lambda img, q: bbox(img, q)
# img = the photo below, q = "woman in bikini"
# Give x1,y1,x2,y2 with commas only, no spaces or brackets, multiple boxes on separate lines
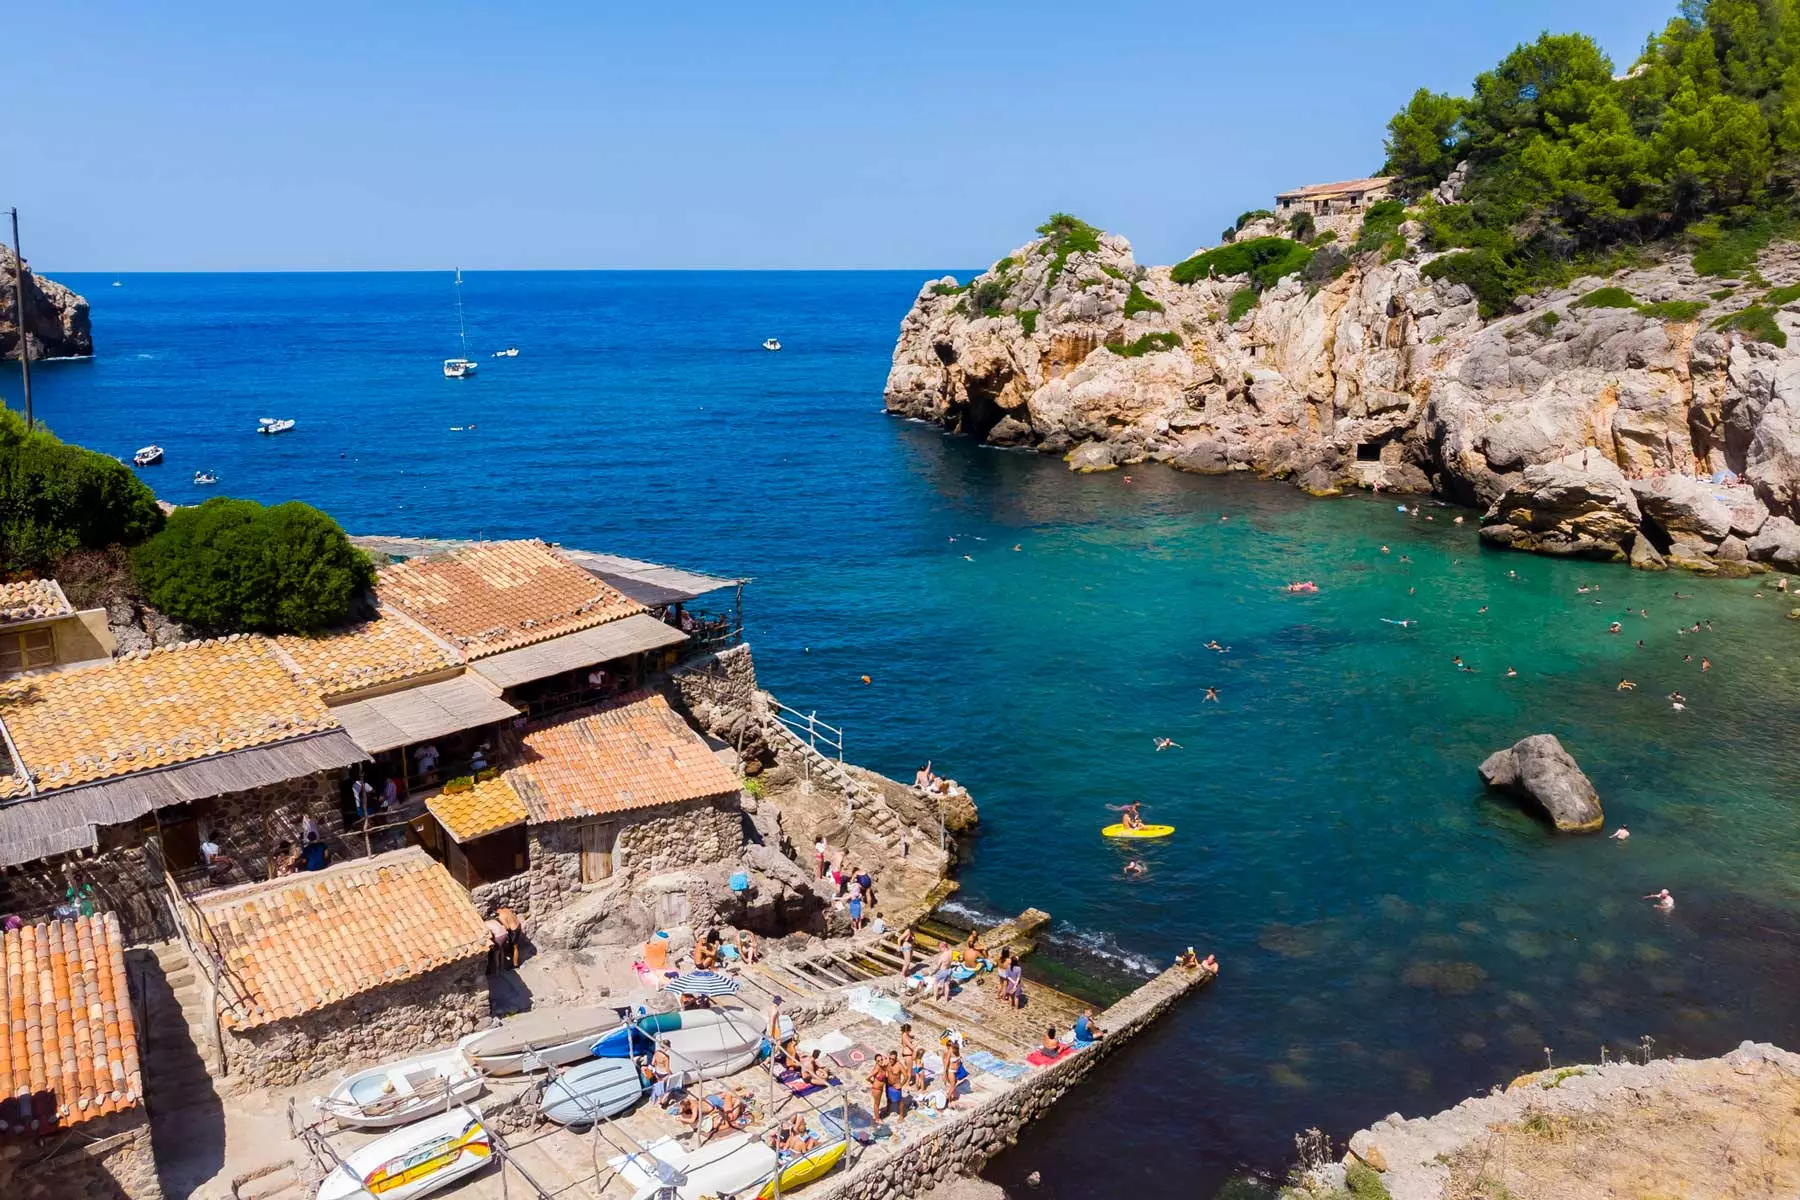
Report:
897,925,916,978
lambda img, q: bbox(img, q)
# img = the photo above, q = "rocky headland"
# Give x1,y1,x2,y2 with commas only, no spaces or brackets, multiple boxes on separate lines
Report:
1,244,93,361
884,210,1800,577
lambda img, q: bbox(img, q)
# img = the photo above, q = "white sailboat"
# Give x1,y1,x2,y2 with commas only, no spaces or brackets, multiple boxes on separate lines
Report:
444,269,479,379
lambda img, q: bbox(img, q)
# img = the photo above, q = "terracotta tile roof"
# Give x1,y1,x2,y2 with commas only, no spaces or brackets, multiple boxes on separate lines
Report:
506,692,741,824
1276,176,1394,200
0,636,338,800
0,914,142,1136
192,847,489,1030
277,607,464,700
376,540,645,659
426,774,528,843
0,580,73,626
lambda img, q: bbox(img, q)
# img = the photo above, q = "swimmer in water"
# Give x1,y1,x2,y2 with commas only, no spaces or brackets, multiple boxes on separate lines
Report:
1505,666,1518,678
1153,737,1181,752
1123,860,1145,877
1643,888,1675,911
1380,618,1415,627
1668,692,1685,703
1013,544,1022,552
1674,591,1690,600
1637,640,1645,649
1609,827,1629,840
1477,605,1488,614
1399,555,1411,563
1701,657,1712,670
1609,621,1622,634
1203,687,1220,703
1453,515,1465,524
1508,569,1519,579
1617,679,1636,691
1380,545,1390,554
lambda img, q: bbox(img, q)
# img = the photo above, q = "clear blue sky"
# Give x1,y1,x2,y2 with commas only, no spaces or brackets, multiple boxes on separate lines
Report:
16,0,1675,271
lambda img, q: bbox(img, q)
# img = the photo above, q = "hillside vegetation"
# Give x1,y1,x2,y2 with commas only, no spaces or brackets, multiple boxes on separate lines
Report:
1387,0,1800,312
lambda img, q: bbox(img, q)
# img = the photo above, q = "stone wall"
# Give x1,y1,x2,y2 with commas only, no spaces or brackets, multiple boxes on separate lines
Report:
812,963,1216,1200
0,1109,160,1200
468,798,746,923
219,957,488,1092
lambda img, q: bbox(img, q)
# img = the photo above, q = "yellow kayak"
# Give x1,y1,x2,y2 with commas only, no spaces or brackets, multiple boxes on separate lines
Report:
1101,823,1175,839
755,1139,848,1199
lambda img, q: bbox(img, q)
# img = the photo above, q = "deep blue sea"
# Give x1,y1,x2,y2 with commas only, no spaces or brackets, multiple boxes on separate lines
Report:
30,271,1800,1196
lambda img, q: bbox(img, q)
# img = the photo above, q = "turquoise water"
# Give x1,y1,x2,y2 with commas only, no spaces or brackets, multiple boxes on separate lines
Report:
30,272,1800,1195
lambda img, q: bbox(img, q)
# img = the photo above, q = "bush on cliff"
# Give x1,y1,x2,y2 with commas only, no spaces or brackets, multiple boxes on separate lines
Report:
1037,213,1103,281
132,497,374,633
0,411,164,576
1382,5,1800,299
1172,237,1315,291
1124,283,1164,317
1352,199,1408,260
1105,331,1182,357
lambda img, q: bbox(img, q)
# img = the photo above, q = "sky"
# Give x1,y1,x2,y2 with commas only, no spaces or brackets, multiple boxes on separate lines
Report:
13,0,1678,272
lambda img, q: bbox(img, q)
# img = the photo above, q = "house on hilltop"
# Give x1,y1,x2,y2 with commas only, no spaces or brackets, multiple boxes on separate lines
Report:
1274,176,1395,218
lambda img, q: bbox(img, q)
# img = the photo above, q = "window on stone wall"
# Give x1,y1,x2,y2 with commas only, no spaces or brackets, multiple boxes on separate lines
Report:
0,627,55,675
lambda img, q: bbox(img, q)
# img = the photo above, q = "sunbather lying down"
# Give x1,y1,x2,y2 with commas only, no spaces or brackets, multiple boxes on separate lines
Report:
765,1114,819,1155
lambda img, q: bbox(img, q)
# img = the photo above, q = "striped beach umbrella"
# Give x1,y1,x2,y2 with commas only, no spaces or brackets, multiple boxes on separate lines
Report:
662,970,742,998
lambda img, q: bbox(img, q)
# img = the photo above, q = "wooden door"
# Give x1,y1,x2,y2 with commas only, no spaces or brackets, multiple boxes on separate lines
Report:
579,821,616,883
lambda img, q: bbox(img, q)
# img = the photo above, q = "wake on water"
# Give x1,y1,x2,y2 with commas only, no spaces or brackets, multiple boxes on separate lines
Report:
936,898,1162,978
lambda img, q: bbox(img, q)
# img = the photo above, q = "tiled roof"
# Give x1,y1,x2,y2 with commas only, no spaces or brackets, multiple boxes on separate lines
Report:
193,847,489,1030
0,914,142,1136
427,774,528,843
376,540,645,659
506,692,741,824
0,636,339,800
1276,176,1394,199
277,607,464,700
0,580,73,626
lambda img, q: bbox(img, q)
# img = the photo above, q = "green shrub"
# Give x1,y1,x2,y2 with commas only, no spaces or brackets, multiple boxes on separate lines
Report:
1574,286,1638,309
1527,309,1562,336
1691,216,1787,279
1287,212,1316,242
1172,237,1314,290
1345,1160,1393,1200
132,496,375,632
1124,283,1164,317
1235,209,1274,231
1018,308,1038,336
929,281,968,297
1353,199,1409,256
1422,249,1516,318
1637,299,1706,320
1765,282,1800,306
970,276,1008,316
994,256,1015,273
0,411,164,576
1311,231,1338,247
1226,288,1259,322
1709,287,1739,299
1037,212,1103,280
1714,304,1788,347
1106,331,1182,357
1301,245,1352,291
743,776,767,798
1100,263,1125,279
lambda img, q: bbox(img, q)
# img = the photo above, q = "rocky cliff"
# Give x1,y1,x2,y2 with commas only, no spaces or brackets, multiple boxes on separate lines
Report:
1,245,93,361
885,216,1800,575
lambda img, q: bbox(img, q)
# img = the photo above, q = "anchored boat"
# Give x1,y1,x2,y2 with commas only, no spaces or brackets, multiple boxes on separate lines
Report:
316,1049,484,1129
132,445,163,466
315,1108,493,1200
457,1004,628,1075
762,337,782,351
443,269,478,379
257,417,296,435
537,1057,645,1127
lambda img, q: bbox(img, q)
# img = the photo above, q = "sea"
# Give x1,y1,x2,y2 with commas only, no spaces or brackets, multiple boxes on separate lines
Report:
30,271,1800,1196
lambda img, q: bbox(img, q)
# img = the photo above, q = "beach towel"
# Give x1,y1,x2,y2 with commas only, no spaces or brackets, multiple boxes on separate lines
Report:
982,1059,1031,1081
776,1068,838,1097
829,1042,880,1071
846,986,906,1025
1026,1045,1071,1066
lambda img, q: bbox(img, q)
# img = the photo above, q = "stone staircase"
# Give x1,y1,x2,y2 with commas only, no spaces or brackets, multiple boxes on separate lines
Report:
757,697,910,852
129,940,231,1198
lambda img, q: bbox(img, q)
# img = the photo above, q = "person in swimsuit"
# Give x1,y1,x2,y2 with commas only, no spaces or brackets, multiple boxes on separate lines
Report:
1039,1026,1064,1059
1644,888,1675,911
1609,826,1630,840
931,945,955,1000
899,1022,918,1062
941,1039,967,1108
898,926,916,978
882,1055,911,1117
802,1050,833,1087
1123,860,1146,877
1154,736,1181,751
868,1053,891,1117
1204,687,1220,702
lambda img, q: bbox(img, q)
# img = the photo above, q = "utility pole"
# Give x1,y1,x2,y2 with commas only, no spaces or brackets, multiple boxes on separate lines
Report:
6,208,32,430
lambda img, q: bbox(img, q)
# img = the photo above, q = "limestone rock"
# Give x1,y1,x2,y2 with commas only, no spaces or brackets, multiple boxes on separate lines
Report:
1748,514,1800,569
1479,452,1641,559
1628,533,1667,571
1,247,92,361
1171,438,1229,475
1630,475,1734,545
1479,734,1604,832
1065,441,1117,473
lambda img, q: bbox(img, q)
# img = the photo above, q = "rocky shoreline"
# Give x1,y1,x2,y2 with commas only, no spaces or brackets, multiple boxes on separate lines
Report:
1,245,92,361
884,212,1800,577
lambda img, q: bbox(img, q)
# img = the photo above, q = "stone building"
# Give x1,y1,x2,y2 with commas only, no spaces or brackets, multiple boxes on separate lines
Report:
177,846,490,1091
420,691,746,920
0,636,369,940
0,913,160,1200
1274,175,1395,218
0,578,114,680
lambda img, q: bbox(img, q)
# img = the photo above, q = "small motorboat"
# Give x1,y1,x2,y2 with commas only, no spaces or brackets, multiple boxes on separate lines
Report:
762,338,782,351
316,1108,493,1200
492,347,518,357
611,1133,779,1200
457,1005,627,1075
192,471,218,486
316,1049,483,1129
257,417,296,435
592,1007,760,1082
538,1057,645,1127
132,445,163,467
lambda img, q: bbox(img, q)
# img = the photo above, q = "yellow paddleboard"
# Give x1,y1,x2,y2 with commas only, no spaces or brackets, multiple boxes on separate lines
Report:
1101,823,1175,839
756,1140,848,1199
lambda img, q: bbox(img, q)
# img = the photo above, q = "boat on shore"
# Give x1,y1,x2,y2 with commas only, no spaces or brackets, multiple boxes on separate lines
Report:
537,1057,645,1127
754,1138,848,1199
316,1049,483,1128
257,417,295,435
315,1108,493,1200
457,1004,627,1075
592,1006,761,1081
132,445,163,466
611,1132,779,1200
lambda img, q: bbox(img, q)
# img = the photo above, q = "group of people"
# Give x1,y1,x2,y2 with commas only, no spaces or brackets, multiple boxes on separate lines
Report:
691,926,757,973
866,1023,971,1117
815,838,881,932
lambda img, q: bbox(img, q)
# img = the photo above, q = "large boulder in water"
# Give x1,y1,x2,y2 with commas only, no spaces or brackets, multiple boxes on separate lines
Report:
1479,452,1641,560
1479,734,1604,833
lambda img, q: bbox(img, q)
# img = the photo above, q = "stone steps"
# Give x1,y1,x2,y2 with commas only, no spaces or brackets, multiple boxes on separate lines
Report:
232,1158,304,1200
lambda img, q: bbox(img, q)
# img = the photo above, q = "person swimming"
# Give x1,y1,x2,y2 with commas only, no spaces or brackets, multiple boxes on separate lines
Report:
1123,860,1145,877
1203,687,1220,702
1608,621,1622,634
1643,888,1675,911
1617,679,1636,691
1505,666,1518,678
1380,618,1415,626
1609,827,1630,840
1153,737,1181,751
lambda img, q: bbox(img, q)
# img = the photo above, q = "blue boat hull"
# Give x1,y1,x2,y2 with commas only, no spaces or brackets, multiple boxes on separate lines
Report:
539,1058,645,1127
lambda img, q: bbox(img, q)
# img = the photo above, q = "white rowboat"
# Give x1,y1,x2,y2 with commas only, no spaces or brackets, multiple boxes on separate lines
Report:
316,1049,483,1129
315,1108,493,1200
457,1005,626,1075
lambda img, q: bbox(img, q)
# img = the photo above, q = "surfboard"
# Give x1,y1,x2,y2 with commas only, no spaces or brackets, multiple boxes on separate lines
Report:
1101,823,1175,839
